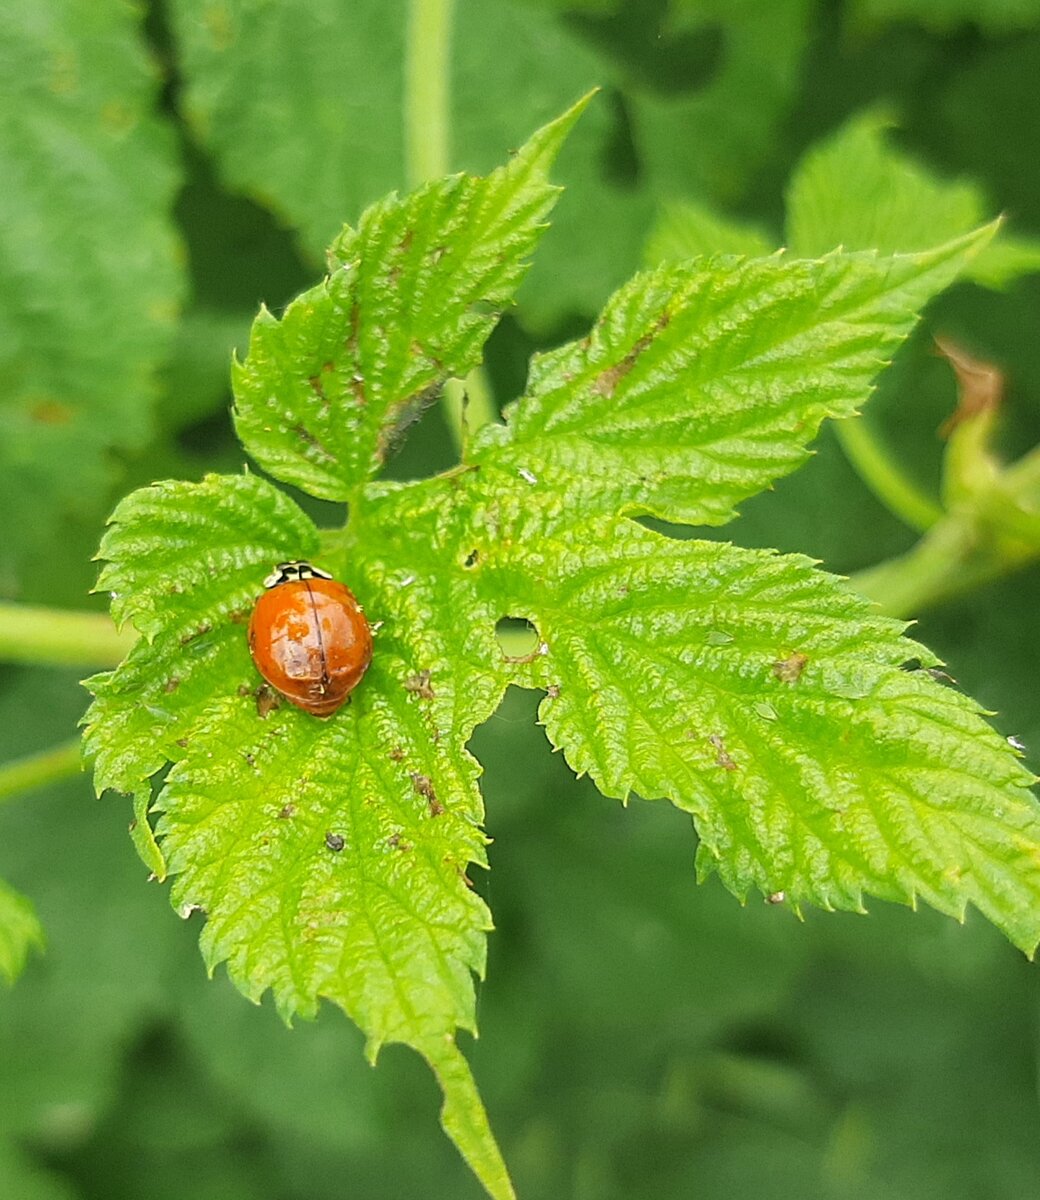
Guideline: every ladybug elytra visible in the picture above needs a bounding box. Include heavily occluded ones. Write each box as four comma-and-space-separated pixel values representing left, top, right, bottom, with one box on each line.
247, 560, 373, 717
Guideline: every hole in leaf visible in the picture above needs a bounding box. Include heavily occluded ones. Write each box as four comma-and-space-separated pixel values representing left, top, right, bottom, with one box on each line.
495, 616, 541, 661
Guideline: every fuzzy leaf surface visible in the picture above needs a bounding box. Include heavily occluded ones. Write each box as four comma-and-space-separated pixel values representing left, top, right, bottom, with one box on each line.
471, 228, 994, 527
231, 97, 588, 500
0, 880, 43, 986
468, 508, 1040, 953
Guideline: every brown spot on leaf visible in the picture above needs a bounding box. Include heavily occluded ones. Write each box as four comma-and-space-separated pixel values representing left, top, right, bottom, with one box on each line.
709, 733, 738, 771
411, 773, 437, 810
164, 677, 180, 694
278, 803, 296, 819
772, 651, 809, 684
292, 423, 336, 462
591, 314, 669, 398
546, 684, 561, 699
180, 623, 211, 646
31, 399, 73, 425
256, 685, 280, 719
405, 670, 435, 699
389, 745, 405, 762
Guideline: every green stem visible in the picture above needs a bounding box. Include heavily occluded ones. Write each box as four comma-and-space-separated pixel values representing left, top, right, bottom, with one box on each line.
404, 0, 498, 449
850, 511, 1040, 616
0, 603, 136, 668
835, 416, 944, 533
405, 0, 453, 189
0, 738, 83, 804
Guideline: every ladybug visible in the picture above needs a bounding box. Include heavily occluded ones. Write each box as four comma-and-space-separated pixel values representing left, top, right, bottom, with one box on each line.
247, 561, 373, 717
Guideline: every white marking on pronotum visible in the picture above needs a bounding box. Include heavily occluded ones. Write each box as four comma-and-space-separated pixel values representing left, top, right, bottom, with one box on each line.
518, 467, 538, 485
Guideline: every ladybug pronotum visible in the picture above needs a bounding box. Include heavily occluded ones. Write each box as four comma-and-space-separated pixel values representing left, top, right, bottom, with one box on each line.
247, 560, 373, 717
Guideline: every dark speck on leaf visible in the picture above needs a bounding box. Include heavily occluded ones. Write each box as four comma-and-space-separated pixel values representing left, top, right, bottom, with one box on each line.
325, 831, 345, 852
180, 623, 211, 646
164, 677, 180, 693
278, 804, 296, 820
389, 745, 405, 762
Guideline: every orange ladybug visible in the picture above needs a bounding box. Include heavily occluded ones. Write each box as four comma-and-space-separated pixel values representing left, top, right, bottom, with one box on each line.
247, 561, 373, 717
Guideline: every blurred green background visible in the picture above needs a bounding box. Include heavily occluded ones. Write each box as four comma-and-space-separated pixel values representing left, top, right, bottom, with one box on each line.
2, 1, 1039, 1197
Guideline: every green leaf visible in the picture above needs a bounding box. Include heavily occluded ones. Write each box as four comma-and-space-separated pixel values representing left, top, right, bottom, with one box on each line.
85, 472, 514, 1198
786, 112, 1040, 288
85, 89, 1040, 1199
475, 514, 1040, 953
231, 95, 589, 499
0, 2, 183, 596
471, 227, 995, 527
644, 198, 774, 265
0, 879, 43, 986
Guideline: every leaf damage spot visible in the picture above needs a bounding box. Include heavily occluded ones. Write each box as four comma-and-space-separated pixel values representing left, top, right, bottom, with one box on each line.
180, 623, 212, 646
765, 891, 786, 905
546, 684, 561, 699
292, 423, 337, 462
772, 651, 808, 683
709, 733, 738, 771
388, 745, 405, 762
164, 676, 180, 694
278, 803, 296, 819
410, 773, 443, 816
256, 684, 280, 718
325, 831, 346, 853
405, 670, 435, 699
591, 314, 669, 399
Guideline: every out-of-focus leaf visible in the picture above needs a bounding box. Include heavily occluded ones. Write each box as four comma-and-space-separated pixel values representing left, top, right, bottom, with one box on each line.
630, 0, 811, 203
644, 198, 773, 265
0, 879, 43, 986
0, 3, 183, 598
786, 112, 1040, 288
